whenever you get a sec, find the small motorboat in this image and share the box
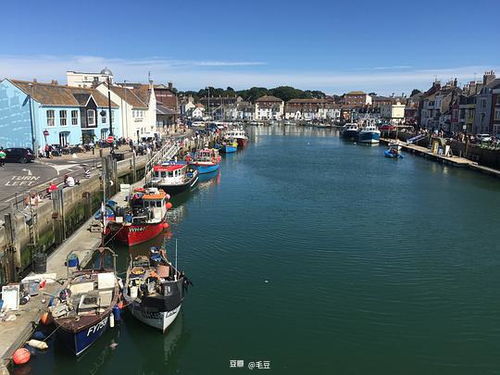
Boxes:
[341,123,359,141]
[148,162,199,195]
[225,128,248,147]
[123,245,191,332]
[186,148,221,174]
[384,144,404,158]
[219,138,238,153]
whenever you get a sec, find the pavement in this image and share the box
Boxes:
[0,145,132,213]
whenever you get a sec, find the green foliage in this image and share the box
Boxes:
[178,86,326,102]
[410,89,422,97]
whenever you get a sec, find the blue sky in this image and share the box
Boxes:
[1,0,499,94]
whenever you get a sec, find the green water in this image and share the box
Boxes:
[26,126,500,375]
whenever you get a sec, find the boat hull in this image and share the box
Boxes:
[220,145,237,153]
[56,313,111,356]
[152,174,199,195]
[128,302,182,333]
[384,150,403,158]
[358,131,380,143]
[236,138,248,147]
[113,221,166,246]
[342,130,359,140]
[193,163,220,174]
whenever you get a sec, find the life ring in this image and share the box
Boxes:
[131,267,145,275]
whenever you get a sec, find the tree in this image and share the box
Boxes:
[410,89,422,97]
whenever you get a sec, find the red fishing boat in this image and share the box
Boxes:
[107,187,172,246]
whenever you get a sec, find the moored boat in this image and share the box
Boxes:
[149,162,199,195]
[225,128,248,147]
[358,124,381,144]
[124,246,191,332]
[186,148,221,174]
[341,123,359,140]
[219,138,238,153]
[107,187,172,246]
[49,247,121,356]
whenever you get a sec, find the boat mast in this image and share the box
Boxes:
[175,239,178,281]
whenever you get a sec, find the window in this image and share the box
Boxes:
[87,109,96,126]
[71,110,78,125]
[60,110,67,126]
[495,109,500,121]
[102,110,107,124]
[47,110,55,126]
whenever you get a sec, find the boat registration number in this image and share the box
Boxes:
[87,316,109,336]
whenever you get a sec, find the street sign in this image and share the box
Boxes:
[106,136,114,143]
[43,130,49,136]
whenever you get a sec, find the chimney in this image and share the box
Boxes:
[51,80,58,85]
[483,70,496,86]
[33,78,37,83]
[168,82,173,90]
[453,78,458,87]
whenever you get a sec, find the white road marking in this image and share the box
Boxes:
[21,168,32,176]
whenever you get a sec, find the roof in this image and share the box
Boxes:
[287,98,327,104]
[345,91,366,96]
[10,80,118,107]
[255,95,283,103]
[153,164,185,172]
[157,104,178,115]
[107,84,148,109]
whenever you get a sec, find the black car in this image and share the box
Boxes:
[4,147,35,163]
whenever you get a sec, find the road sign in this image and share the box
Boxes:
[106,136,114,143]
[43,130,49,136]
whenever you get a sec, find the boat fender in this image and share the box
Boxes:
[112,305,122,322]
[12,348,31,365]
[32,331,46,341]
[26,339,48,350]
[109,312,115,328]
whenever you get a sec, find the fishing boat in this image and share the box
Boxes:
[149,162,199,195]
[106,187,172,246]
[123,245,191,332]
[358,124,381,144]
[49,247,121,356]
[341,123,359,140]
[225,128,248,147]
[384,143,404,158]
[219,138,238,153]
[186,148,221,174]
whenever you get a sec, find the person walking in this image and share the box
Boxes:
[0,147,5,167]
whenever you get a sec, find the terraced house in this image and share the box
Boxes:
[0,79,120,150]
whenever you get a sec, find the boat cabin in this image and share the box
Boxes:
[152,163,194,185]
[193,148,220,163]
[128,187,169,224]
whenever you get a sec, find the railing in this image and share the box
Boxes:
[144,140,181,184]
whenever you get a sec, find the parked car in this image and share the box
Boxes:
[4,147,35,163]
[476,134,492,142]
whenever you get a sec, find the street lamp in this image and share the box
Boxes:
[107,77,113,137]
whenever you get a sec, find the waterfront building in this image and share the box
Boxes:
[95,82,155,139]
[380,101,406,123]
[254,95,284,120]
[186,104,205,120]
[0,79,120,150]
[180,96,196,117]
[284,98,340,121]
[199,95,240,114]
[472,71,499,135]
[343,91,372,107]
[236,101,255,121]
[66,68,113,88]
[371,95,394,108]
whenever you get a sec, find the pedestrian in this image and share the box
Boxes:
[0,147,5,167]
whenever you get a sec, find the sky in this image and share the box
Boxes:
[1,0,499,95]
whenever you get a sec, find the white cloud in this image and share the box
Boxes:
[0,54,497,95]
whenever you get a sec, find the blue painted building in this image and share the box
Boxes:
[0,79,121,151]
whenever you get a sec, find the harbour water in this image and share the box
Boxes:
[26,125,500,374]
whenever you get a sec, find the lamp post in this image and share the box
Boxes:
[107,77,113,137]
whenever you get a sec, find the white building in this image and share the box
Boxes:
[95,82,156,139]
[67,68,114,88]
[180,96,196,116]
[380,101,406,123]
[254,95,284,120]
[186,104,205,120]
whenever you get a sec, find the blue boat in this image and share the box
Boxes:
[384,144,404,158]
[187,148,221,174]
[51,248,120,356]
[219,139,238,153]
[358,124,381,144]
